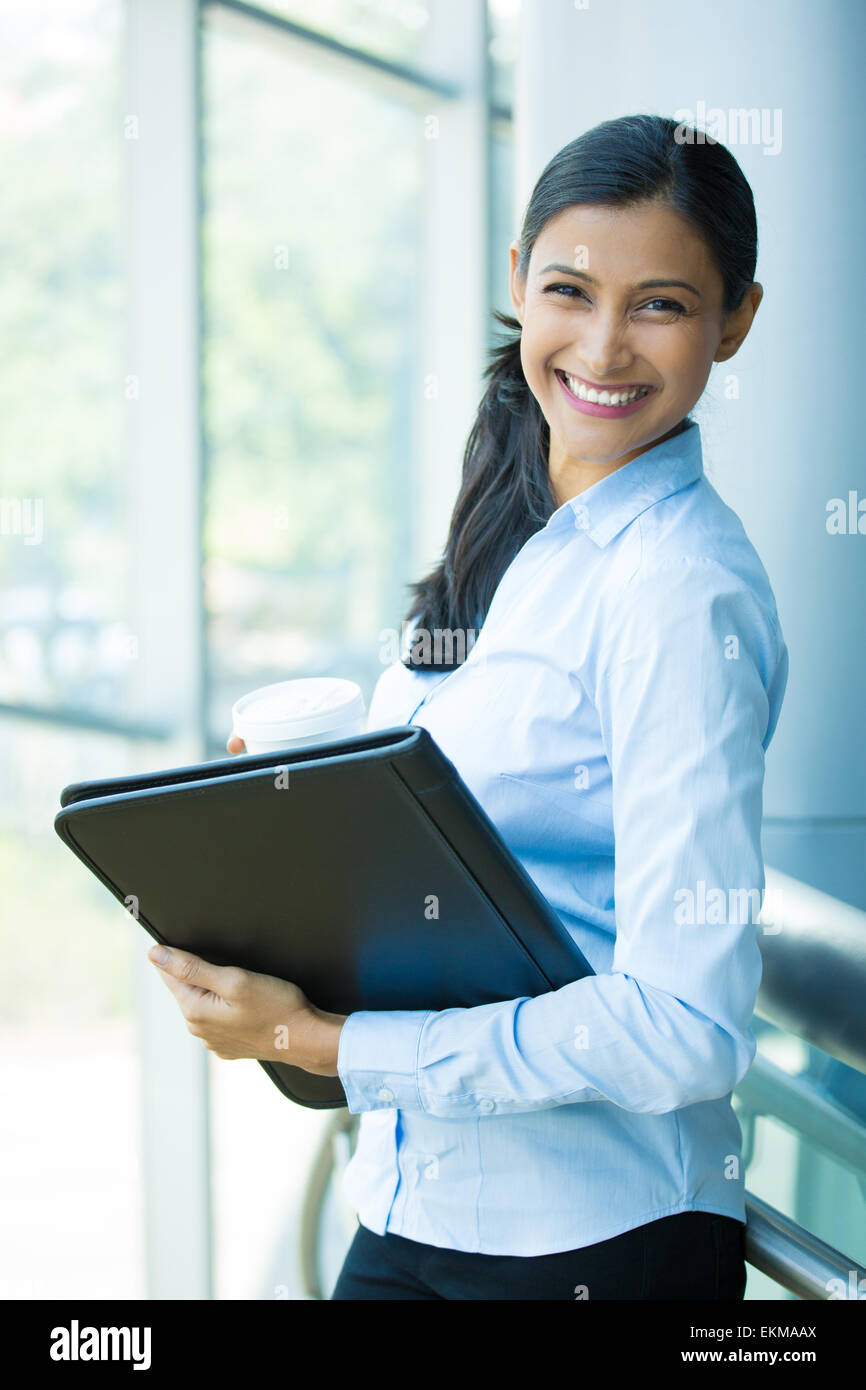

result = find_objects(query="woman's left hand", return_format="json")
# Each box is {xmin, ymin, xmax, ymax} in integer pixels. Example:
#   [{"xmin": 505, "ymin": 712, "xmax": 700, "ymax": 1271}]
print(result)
[{"xmin": 147, "ymin": 944, "xmax": 347, "ymax": 1076}]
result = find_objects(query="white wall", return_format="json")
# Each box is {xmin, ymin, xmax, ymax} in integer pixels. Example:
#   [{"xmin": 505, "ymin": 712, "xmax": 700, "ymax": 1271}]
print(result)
[{"xmin": 513, "ymin": 0, "xmax": 866, "ymax": 908}]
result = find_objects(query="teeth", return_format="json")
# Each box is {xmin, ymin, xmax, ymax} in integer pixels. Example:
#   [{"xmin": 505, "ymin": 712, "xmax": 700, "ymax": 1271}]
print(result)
[{"xmin": 563, "ymin": 373, "xmax": 650, "ymax": 405}]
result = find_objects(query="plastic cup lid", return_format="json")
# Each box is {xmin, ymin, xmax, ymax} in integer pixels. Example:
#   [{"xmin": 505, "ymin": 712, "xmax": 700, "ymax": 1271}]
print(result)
[{"xmin": 232, "ymin": 677, "xmax": 366, "ymax": 742}]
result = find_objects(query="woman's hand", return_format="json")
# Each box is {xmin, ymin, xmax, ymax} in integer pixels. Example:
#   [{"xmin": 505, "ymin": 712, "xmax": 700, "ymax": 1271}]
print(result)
[
  {"xmin": 159, "ymin": 732, "xmax": 345, "ymax": 1074},
  {"xmin": 147, "ymin": 944, "xmax": 347, "ymax": 1076}
]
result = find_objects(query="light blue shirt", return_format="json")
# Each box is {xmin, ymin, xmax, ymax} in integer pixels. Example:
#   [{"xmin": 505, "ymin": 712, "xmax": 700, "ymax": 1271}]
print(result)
[{"xmin": 336, "ymin": 419, "xmax": 789, "ymax": 1256}]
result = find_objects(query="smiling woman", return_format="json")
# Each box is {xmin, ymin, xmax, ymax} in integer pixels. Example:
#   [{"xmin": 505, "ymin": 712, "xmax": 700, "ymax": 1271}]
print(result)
[
  {"xmin": 321, "ymin": 111, "xmax": 788, "ymax": 1300},
  {"xmin": 402, "ymin": 112, "xmax": 764, "ymax": 660},
  {"xmin": 155, "ymin": 112, "xmax": 789, "ymax": 1302}
]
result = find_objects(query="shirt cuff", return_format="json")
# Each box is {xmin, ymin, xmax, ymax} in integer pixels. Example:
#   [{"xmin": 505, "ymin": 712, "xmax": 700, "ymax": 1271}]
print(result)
[{"xmin": 337, "ymin": 1008, "xmax": 434, "ymax": 1114}]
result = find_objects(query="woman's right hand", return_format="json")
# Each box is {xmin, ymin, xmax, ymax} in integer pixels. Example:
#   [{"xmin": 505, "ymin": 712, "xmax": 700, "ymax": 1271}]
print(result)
[{"xmin": 226, "ymin": 733, "xmax": 246, "ymax": 755}]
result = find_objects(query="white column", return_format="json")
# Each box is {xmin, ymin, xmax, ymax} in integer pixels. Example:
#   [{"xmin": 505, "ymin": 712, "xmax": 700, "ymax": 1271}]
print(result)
[
  {"xmin": 513, "ymin": 0, "xmax": 866, "ymax": 910},
  {"xmin": 124, "ymin": 0, "xmax": 212, "ymax": 1299},
  {"xmin": 412, "ymin": 0, "xmax": 490, "ymax": 578}
]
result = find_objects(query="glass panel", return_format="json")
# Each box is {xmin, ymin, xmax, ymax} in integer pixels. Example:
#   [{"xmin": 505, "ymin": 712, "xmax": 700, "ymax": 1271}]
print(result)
[
  {"xmin": 490, "ymin": 129, "xmax": 515, "ymax": 328},
  {"xmin": 0, "ymin": 0, "xmax": 130, "ymax": 722},
  {"xmin": 489, "ymin": 0, "xmax": 516, "ymax": 333},
  {"xmin": 250, "ymin": 0, "xmax": 434, "ymax": 67},
  {"xmin": 201, "ymin": 8, "xmax": 424, "ymax": 1295},
  {"xmin": 209, "ymin": 1058, "xmax": 334, "ymax": 1298},
  {"xmin": 488, "ymin": 0, "xmax": 518, "ymax": 110},
  {"xmin": 201, "ymin": 9, "xmax": 422, "ymax": 753},
  {"xmin": 0, "ymin": 0, "xmax": 145, "ymax": 1302},
  {"xmin": 0, "ymin": 715, "xmax": 148, "ymax": 1298},
  {"xmin": 738, "ymin": 1019, "xmax": 866, "ymax": 1300}
]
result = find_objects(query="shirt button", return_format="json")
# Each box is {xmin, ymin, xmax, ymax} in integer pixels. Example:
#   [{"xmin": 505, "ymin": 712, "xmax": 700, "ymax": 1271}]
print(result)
[
  {"xmin": 479, "ymin": 1098, "xmax": 495, "ymax": 1113},
  {"xmin": 377, "ymin": 1087, "xmax": 395, "ymax": 1104}
]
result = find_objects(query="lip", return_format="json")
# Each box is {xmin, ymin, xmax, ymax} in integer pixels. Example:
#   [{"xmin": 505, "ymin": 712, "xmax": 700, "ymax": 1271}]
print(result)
[
  {"xmin": 554, "ymin": 369, "xmax": 656, "ymax": 418},
  {"xmin": 558, "ymin": 368, "xmax": 654, "ymax": 393}
]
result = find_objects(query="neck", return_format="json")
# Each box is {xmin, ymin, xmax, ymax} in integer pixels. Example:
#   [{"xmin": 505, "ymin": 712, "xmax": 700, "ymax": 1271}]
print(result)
[{"xmin": 548, "ymin": 419, "xmax": 689, "ymax": 508}]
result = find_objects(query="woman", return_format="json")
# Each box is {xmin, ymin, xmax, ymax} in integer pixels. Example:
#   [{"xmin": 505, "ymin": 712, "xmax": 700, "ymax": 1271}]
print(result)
[{"xmin": 151, "ymin": 113, "xmax": 789, "ymax": 1300}]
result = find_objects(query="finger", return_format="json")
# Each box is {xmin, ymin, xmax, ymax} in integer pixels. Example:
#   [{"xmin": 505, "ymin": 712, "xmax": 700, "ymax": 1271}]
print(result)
[
  {"xmin": 148, "ymin": 944, "xmax": 240, "ymax": 998},
  {"xmin": 226, "ymin": 733, "xmax": 246, "ymax": 754},
  {"xmin": 152, "ymin": 964, "xmax": 203, "ymax": 1008}
]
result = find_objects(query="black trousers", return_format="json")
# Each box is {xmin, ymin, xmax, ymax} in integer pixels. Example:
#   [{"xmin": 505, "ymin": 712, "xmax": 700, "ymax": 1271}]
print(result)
[{"xmin": 331, "ymin": 1210, "xmax": 747, "ymax": 1301}]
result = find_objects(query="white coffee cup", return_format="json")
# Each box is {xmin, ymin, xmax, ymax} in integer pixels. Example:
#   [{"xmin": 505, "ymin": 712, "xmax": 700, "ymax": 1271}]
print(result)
[{"xmin": 231, "ymin": 676, "xmax": 367, "ymax": 754}]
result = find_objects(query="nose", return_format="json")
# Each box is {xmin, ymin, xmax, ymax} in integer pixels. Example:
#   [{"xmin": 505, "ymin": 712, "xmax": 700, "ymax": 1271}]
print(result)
[{"xmin": 574, "ymin": 308, "xmax": 635, "ymax": 380}]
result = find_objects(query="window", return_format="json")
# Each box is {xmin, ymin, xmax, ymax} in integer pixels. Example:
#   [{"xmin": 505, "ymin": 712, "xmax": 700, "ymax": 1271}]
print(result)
[
  {"xmin": 1, "ymin": 0, "xmax": 509, "ymax": 1300},
  {"xmin": 200, "ymin": 0, "xmax": 498, "ymax": 1297},
  {"xmin": 0, "ymin": 0, "xmax": 131, "ymax": 721},
  {"xmin": 0, "ymin": 0, "xmax": 146, "ymax": 1300},
  {"xmin": 201, "ymin": 8, "xmax": 424, "ymax": 749}
]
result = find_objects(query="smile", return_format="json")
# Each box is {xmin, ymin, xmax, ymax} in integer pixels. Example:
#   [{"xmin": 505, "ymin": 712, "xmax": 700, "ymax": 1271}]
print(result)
[{"xmin": 554, "ymin": 368, "xmax": 656, "ymax": 417}]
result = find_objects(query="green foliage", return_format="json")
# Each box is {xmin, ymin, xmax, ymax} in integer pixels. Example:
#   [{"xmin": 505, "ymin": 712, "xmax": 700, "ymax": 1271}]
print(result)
[
  {"xmin": 0, "ymin": 2, "xmax": 125, "ymax": 605},
  {"xmin": 201, "ymin": 21, "xmax": 422, "ymax": 580}
]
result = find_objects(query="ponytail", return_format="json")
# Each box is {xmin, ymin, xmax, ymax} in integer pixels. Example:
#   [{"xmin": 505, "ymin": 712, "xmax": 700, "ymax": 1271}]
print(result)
[{"xmin": 401, "ymin": 310, "xmax": 555, "ymax": 670}]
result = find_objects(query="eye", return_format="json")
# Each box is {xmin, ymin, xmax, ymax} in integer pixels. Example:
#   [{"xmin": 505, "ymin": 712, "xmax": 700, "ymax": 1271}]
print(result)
[
  {"xmin": 542, "ymin": 282, "xmax": 587, "ymax": 300},
  {"xmin": 641, "ymin": 297, "xmax": 688, "ymax": 315},
  {"xmin": 541, "ymin": 283, "xmax": 688, "ymax": 315}
]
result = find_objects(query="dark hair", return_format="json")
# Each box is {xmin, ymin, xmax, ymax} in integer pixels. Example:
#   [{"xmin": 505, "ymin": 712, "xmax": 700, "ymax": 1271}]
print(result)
[{"xmin": 400, "ymin": 112, "xmax": 758, "ymax": 671}]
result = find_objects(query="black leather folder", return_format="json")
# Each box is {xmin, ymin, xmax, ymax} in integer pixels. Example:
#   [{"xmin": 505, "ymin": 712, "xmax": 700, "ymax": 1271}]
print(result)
[{"xmin": 54, "ymin": 724, "xmax": 594, "ymax": 1108}]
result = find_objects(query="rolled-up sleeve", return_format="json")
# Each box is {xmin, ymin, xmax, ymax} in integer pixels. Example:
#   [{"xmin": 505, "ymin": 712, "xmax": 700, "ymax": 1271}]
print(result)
[{"xmin": 338, "ymin": 557, "xmax": 780, "ymax": 1120}]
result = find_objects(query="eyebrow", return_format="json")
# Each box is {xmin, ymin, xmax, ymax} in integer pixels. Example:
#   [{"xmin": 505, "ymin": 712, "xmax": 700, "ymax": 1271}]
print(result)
[{"xmin": 538, "ymin": 264, "xmax": 702, "ymax": 297}]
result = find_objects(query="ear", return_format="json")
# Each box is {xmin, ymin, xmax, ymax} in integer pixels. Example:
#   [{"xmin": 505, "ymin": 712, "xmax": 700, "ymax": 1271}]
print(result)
[
  {"xmin": 713, "ymin": 282, "xmax": 764, "ymax": 364},
  {"xmin": 509, "ymin": 240, "xmax": 526, "ymax": 324}
]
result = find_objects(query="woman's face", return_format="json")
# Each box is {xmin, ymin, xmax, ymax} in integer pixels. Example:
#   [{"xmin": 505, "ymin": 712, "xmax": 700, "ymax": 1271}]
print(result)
[{"xmin": 509, "ymin": 200, "xmax": 761, "ymax": 474}]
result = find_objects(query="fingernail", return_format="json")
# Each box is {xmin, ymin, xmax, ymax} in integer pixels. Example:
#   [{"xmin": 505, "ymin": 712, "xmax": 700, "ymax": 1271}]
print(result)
[{"xmin": 149, "ymin": 945, "xmax": 170, "ymax": 967}]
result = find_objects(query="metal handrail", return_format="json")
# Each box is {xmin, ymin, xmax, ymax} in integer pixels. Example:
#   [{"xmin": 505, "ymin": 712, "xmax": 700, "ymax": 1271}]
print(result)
[
  {"xmin": 733, "ymin": 865, "xmax": 866, "ymax": 1296},
  {"xmin": 300, "ymin": 866, "xmax": 866, "ymax": 1299},
  {"xmin": 735, "ymin": 1052, "xmax": 866, "ymax": 1177},
  {"xmin": 744, "ymin": 1193, "xmax": 866, "ymax": 1299},
  {"xmin": 300, "ymin": 1112, "xmax": 866, "ymax": 1301},
  {"xmin": 756, "ymin": 867, "xmax": 866, "ymax": 1075}
]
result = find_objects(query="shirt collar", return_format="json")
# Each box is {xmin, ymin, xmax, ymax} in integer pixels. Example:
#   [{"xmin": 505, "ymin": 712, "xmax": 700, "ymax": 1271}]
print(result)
[{"xmin": 546, "ymin": 419, "xmax": 704, "ymax": 549}]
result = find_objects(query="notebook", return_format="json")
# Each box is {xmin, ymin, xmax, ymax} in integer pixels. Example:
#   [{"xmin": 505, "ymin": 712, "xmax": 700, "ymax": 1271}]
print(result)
[{"xmin": 54, "ymin": 724, "xmax": 594, "ymax": 1107}]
